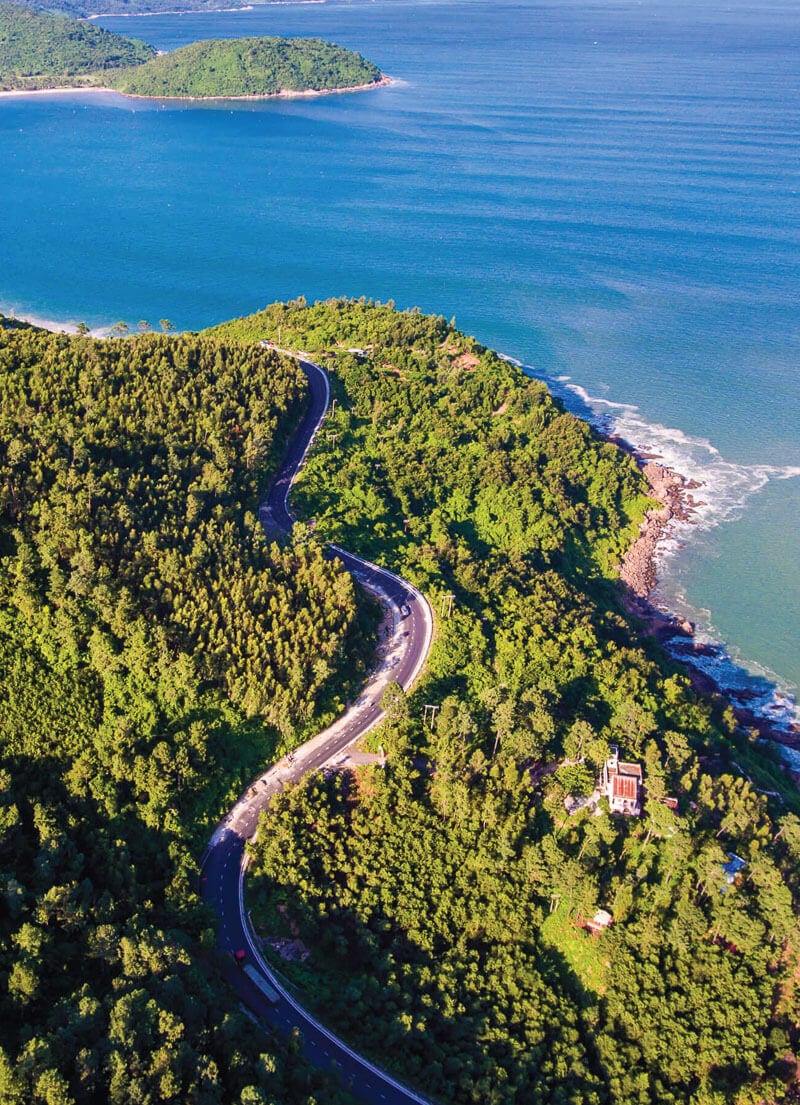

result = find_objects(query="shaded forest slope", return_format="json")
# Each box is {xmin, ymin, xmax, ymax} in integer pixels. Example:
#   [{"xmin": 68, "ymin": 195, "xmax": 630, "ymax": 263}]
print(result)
[{"xmin": 0, "ymin": 324, "xmax": 372, "ymax": 1104}]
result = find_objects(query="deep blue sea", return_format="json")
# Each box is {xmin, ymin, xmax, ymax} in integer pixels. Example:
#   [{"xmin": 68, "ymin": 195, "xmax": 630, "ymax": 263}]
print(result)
[{"xmin": 1, "ymin": 0, "xmax": 798, "ymax": 725}]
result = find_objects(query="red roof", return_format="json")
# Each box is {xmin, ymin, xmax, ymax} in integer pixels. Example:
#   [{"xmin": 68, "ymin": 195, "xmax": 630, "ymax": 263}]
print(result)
[{"xmin": 612, "ymin": 774, "xmax": 638, "ymax": 802}]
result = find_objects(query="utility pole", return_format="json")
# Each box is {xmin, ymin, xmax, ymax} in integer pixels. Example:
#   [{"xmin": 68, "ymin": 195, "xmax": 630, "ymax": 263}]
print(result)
[
  {"xmin": 423, "ymin": 704, "xmax": 439, "ymax": 728},
  {"xmin": 440, "ymin": 592, "xmax": 454, "ymax": 619},
  {"xmin": 330, "ymin": 398, "xmax": 337, "ymax": 416}
]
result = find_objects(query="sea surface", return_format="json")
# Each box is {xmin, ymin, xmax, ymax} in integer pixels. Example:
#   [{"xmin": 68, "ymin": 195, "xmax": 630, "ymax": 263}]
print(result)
[{"xmin": 1, "ymin": 0, "xmax": 798, "ymax": 724}]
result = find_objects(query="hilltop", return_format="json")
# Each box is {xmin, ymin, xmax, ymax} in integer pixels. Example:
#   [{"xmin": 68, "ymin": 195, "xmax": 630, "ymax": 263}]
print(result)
[
  {"xmin": 0, "ymin": 1, "xmax": 154, "ymax": 90},
  {"xmin": 109, "ymin": 36, "xmax": 385, "ymax": 100}
]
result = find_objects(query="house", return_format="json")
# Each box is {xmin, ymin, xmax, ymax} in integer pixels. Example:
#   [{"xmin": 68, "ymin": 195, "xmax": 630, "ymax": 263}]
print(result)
[{"xmin": 600, "ymin": 746, "xmax": 643, "ymax": 816}]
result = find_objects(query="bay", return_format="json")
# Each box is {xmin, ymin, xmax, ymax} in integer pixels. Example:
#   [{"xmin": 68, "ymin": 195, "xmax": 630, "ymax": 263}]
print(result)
[{"xmin": 1, "ymin": 0, "xmax": 797, "ymax": 716}]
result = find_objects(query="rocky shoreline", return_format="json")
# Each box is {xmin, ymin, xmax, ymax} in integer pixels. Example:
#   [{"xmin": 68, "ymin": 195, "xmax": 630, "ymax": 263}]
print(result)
[{"xmin": 616, "ymin": 443, "xmax": 800, "ymax": 753}]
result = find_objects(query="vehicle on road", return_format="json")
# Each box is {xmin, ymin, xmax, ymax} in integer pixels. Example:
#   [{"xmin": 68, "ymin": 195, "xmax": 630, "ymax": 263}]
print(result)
[
  {"xmin": 243, "ymin": 964, "xmax": 280, "ymax": 1005},
  {"xmin": 400, "ymin": 604, "xmax": 410, "ymax": 617}
]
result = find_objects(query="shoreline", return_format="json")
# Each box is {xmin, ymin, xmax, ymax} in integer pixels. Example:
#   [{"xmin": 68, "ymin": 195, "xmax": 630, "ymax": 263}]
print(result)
[
  {"xmin": 0, "ymin": 73, "xmax": 392, "ymax": 102},
  {"xmin": 0, "ymin": 86, "xmax": 113, "ymax": 99},
  {"xmin": 616, "ymin": 443, "xmax": 800, "ymax": 753},
  {"xmin": 506, "ymin": 354, "xmax": 800, "ymax": 761},
  {"xmin": 86, "ymin": 1, "xmax": 324, "ymax": 16},
  {"xmin": 87, "ymin": 5, "xmax": 256, "ymax": 16}
]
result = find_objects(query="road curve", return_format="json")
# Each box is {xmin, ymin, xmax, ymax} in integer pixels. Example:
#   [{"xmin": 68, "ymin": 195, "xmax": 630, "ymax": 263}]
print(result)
[{"xmin": 201, "ymin": 354, "xmax": 435, "ymax": 1105}]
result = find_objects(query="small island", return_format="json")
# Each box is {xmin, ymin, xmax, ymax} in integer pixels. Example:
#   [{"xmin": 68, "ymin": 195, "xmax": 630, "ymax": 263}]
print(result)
[
  {"xmin": 0, "ymin": 4, "xmax": 386, "ymax": 99},
  {"xmin": 108, "ymin": 36, "xmax": 386, "ymax": 101}
]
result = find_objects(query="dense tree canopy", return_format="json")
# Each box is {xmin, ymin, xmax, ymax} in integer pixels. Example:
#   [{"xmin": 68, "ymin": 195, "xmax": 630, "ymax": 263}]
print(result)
[
  {"xmin": 0, "ymin": 323, "xmax": 368, "ymax": 1103},
  {"xmin": 109, "ymin": 37, "xmax": 383, "ymax": 99},
  {"xmin": 0, "ymin": 9, "xmax": 381, "ymax": 99},
  {"xmin": 214, "ymin": 299, "xmax": 800, "ymax": 1105},
  {"xmin": 3, "ymin": 301, "xmax": 798, "ymax": 1104},
  {"xmin": 0, "ymin": 2, "xmax": 154, "ymax": 90}
]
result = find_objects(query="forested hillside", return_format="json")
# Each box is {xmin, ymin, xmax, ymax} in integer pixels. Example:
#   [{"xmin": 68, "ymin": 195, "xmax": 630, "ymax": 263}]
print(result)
[
  {"xmin": 109, "ymin": 37, "xmax": 383, "ymax": 100},
  {"xmin": 0, "ymin": 324, "xmax": 369, "ymax": 1103},
  {"xmin": 212, "ymin": 299, "xmax": 800, "ymax": 1105},
  {"xmin": 0, "ymin": 1, "xmax": 154, "ymax": 90}
]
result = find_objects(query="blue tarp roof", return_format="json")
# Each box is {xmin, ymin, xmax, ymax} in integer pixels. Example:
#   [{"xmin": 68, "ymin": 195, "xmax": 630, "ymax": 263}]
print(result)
[{"xmin": 722, "ymin": 853, "xmax": 747, "ymax": 880}]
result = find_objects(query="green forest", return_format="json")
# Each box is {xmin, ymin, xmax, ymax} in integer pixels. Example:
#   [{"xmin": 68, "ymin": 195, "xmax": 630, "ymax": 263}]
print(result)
[
  {"xmin": 0, "ymin": 321, "xmax": 374, "ymax": 1103},
  {"xmin": 109, "ymin": 37, "xmax": 383, "ymax": 99},
  {"xmin": 2, "ymin": 300, "xmax": 799, "ymax": 1104},
  {"xmin": 212, "ymin": 299, "xmax": 800, "ymax": 1105},
  {"xmin": 0, "ymin": 2, "xmax": 153, "ymax": 90}
]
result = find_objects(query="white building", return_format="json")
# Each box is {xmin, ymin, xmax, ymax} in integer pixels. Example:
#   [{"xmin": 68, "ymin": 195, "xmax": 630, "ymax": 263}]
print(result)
[{"xmin": 601, "ymin": 746, "xmax": 643, "ymax": 816}]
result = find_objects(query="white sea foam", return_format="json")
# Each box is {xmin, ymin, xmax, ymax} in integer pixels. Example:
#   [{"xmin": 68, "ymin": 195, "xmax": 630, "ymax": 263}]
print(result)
[
  {"xmin": 510, "ymin": 357, "xmax": 800, "ymax": 541},
  {"xmin": 501, "ymin": 352, "xmax": 800, "ymax": 732},
  {"xmin": 1, "ymin": 304, "xmax": 118, "ymax": 338}
]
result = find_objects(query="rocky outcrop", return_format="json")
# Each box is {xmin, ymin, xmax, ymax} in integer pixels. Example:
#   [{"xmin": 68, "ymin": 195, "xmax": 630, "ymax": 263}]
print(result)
[{"xmin": 619, "ymin": 461, "xmax": 699, "ymax": 600}]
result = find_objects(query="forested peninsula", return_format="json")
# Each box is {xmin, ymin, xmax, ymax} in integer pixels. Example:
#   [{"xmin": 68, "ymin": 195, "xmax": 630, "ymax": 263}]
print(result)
[
  {"xmin": 1, "ymin": 300, "xmax": 799, "ymax": 1104},
  {"xmin": 0, "ymin": 1, "xmax": 153, "ymax": 90},
  {"xmin": 0, "ymin": 4, "xmax": 384, "ymax": 98},
  {"xmin": 214, "ymin": 299, "xmax": 800, "ymax": 1105}
]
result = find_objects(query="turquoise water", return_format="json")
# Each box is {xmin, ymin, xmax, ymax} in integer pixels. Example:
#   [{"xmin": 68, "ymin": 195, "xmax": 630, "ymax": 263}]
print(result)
[{"xmin": 1, "ymin": 0, "xmax": 798, "ymax": 717}]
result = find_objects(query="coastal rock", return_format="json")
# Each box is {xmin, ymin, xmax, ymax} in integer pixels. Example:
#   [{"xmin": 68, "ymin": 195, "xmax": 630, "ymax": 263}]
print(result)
[{"xmin": 618, "ymin": 459, "xmax": 695, "ymax": 601}]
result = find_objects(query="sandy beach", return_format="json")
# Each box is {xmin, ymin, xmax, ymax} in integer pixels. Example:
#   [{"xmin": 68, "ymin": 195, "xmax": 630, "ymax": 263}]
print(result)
[
  {"xmin": 0, "ymin": 74, "xmax": 393, "ymax": 102},
  {"xmin": 0, "ymin": 86, "xmax": 114, "ymax": 99},
  {"xmin": 87, "ymin": 5, "xmax": 256, "ymax": 16}
]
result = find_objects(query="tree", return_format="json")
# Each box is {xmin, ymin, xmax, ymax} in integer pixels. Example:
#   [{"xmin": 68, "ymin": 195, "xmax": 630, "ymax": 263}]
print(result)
[{"xmin": 380, "ymin": 681, "xmax": 408, "ymax": 723}]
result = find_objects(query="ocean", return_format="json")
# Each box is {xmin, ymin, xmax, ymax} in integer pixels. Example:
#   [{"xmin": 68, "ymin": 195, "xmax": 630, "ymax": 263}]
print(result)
[{"xmin": 1, "ymin": 0, "xmax": 797, "ymax": 725}]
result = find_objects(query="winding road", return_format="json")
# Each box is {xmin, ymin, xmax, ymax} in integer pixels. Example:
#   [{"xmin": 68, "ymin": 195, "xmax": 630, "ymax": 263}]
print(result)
[{"xmin": 201, "ymin": 354, "xmax": 435, "ymax": 1105}]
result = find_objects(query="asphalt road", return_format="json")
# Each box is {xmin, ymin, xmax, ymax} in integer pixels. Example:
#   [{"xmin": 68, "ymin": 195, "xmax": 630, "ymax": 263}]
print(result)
[{"xmin": 201, "ymin": 354, "xmax": 434, "ymax": 1105}]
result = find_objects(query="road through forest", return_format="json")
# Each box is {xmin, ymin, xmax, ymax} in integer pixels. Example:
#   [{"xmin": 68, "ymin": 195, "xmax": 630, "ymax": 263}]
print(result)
[{"xmin": 201, "ymin": 353, "xmax": 435, "ymax": 1105}]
